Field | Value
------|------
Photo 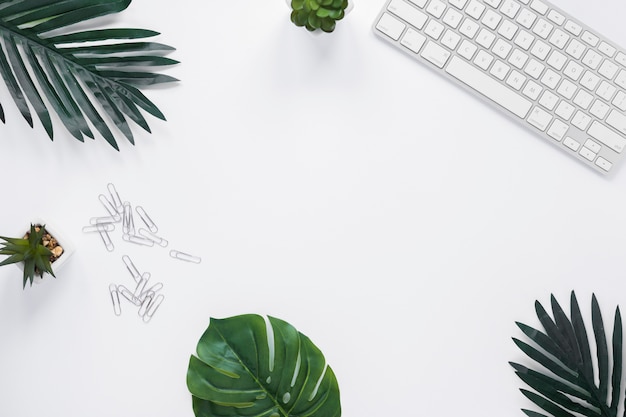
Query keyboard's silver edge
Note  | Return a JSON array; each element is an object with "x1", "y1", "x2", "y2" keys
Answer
[{"x1": 372, "y1": 0, "x2": 626, "y2": 177}]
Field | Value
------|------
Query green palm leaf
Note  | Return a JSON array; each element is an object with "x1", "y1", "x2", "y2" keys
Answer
[
  {"x1": 0, "y1": 0, "x2": 178, "y2": 149},
  {"x1": 187, "y1": 314, "x2": 342, "y2": 417},
  {"x1": 511, "y1": 292, "x2": 622, "y2": 417}
]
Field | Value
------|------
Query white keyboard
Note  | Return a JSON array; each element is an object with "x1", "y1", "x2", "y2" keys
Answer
[{"x1": 374, "y1": 0, "x2": 626, "y2": 175}]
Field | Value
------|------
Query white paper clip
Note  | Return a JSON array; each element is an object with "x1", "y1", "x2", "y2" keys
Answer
[
  {"x1": 118, "y1": 285, "x2": 142, "y2": 306},
  {"x1": 99, "y1": 228, "x2": 115, "y2": 252},
  {"x1": 122, "y1": 255, "x2": 142, "y2": 283},
  {"x1": 143, "y1": 294, "x2": 164, "y2": 323},
  {"x1": 169, "y1": 250, "x2": 201, "y2": 264},
  {"x1": 82, "y1": 224, "x2": 114, "y2": 233},
  {"x1": 122, "y1": 234, "x2": 155, "y2": 247},
  {"x1": 138, "y1": 292, "x2": 154, "y2": 317},
  {"x1": 138, "y1": 228, "x2": 168, "y2": 247},
  {"x1": 122, "y1": 202, "x2": 135, "y2": 235},
  {"x1": 135, "y1": 206, "x2": 158, "y2": 233},
  {"x1": 134, "y1": 272, "x2": 151, "y2": 296},
  {"x1": 142, "y1": 282, "x2": 163, "y2": 298},
  {"x1": 109, "y1": 284, "x2": 122, "y2": 316},
  {"x1": 90, "y1": 216, "x2": 118, "y2": 225},
  {"x1": 107, "y1": 183, "x2": 123, "y2": 212},
  {"x1": 99, "y1": 194, "x2": 121, "y2": 221}
]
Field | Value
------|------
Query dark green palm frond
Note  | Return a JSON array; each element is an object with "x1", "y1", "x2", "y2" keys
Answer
[
  {"x1": 0, "y1": 0, "x2": 178, "y2": 149},
  {"x1": 511, "y1": 292, "x2": 623, "y2": 417}
]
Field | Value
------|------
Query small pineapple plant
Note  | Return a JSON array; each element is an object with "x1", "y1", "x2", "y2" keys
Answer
[
  {"x1": 290, "y1": 0, "x2": 350, "y2": 33},
  {"x1": 0, "y1": 224, "x2": 64, "y2": 288}
]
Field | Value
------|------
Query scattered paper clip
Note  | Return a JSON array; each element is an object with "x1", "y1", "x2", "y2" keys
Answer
[
  {"x1": 134, "y1": 272, "x2": 151, "y2": 296},
  {"x1": 123, "y1": 234, "x2": 155, "y2": 247},
  {"x1": 169, "y1": 250, "x2": 201, "y2": 264},
  {"x1": 138, "y1": 228, "x2": 168, "y2": 247},
  {"x1": 118, "y1": 285, "x2": 142, "y2": 306},
  {"x1": 122, "y1": 202, "x2": 135, "y2": 235},
  {"x1": 143, "y1": 294, "x2": 164, "y2": 323},
  {"x1": 82, "y1": 224, "x2": 114, "y2": 233},
  {"x1": 122, "y1": 255, "x2": 142, "y2": 283},
  {"x1": 109, "y1": 284, "x2": 122, "y2": 316},
  {"x1": 99, "y1": 228, "x2": 115, "y2": 252},
  {"x1": 89, "y1": 216, "x2": 119, "y2": 225},
  {"x1": 107, "y1": 183, "x2": 124, "y2": 212},
  {"x1": 135, "y1": 206, "x2": 158, "y2": 233},
  {"x1": 99, "y1": 194, "x2": 121, "y2": 221}
]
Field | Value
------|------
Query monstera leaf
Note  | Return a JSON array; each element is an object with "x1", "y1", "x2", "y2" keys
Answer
[
  {"x1": 187, "y1": 314, "x2": 341, "y2": 417},
  {"x1": 0, "y1": 0, "x2": 178, "y2": 149},
  {"x1": 511, "y1": 291, "x2": 623, "y2": 417}
]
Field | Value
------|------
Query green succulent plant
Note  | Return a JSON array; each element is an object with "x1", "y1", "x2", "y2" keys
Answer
[
  {"x1": 0, "y1": 0, "x2": 178, "y2": 150},
  {"x1": 0, "y1": 224, "x2": 56, "y2": 288},
  {"x1": 290, "y1": 0, "x2": 349, "y2": 33}
]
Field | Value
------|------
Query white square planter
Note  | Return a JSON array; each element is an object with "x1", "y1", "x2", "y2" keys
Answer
[{"x1": 14, "y1": 219, "x2": 75, "y2": 285}]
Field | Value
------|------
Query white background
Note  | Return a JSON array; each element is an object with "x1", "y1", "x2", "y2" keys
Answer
[{"x1": 1, "y1": 0, "x2": 626, "y2": 415}]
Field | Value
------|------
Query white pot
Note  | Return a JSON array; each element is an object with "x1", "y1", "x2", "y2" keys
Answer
[
  {"x1": 287, "y1": 0, "x2": 354, "y2": 34},
  {"x1": 14, "y1": 219, "x2": 75, "y2": 285}
]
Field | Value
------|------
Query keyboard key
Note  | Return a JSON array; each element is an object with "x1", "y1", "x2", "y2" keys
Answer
[
  {"x1": 555, "y1": 101, "x2": 575, "y2": 120},
  {"x1": 595, "y1": 157, "x2": 612, "y2": 172},
  {"x1": 547, "y1": 10, "x2": 565, "y2": 26},
  {"x1": 579, "y1": 147, "x2": 596, "y2": 161},
  {"x1": 573, "y1": 90, "x2": 593, "y2": 110},
  {"x1": 501, "y1": 1, "x2": 520, "y2": 19},
  {"x1": 528, "y1": 106, "x2": 552, "y2": 131},
  {"x1": 557, "y1": 79, "x2": 577, "y2": 99},
  {"x1": 530, "y1": 40, "x2": 550, "y2": 60},
  {"x1": 441, "y1": 30, "x2": 461, "y2": 50},
  {"x1": 475, "y1": 50, "x2": 494, "y2": 70},
  {"x1": 584, "y1": 139, "x2": 601, "y2": 153},
  {"x1": 376, "y1": 13, "x2": 406, "y2": 40},
  {"x1": 524, "y1": 59, "x2": 545, "y2": 79},
  {"x1": 565, "y1": 39, "x2": 586, "y2": 60},
  {"x1": 443, "y1": 8, "x2": 463, "y2": 28},
  {"x1": 597, "y1": 81, "x2": 617, "y2": 101},
  {"x1": 458, "y1": 39, "x2": 478, "y2": 60},
  {"x1": 540, "y1": 69, "x2": 560, "y2": 89},
  {"x1": 530, "y1": 0, "x2": 548, "y2": 15},
  {"x1": 426, "y1": 0, "x2": 446, "y2": 18},
  {"x1": 581, "y1": 31, "x2": 599, "y2": 47},
  {"x1": 460, "y1": 18, "x2": 480, "y2": 38},
  {"x1": 476, "y1": 28, "x2": 496, "y2": 49},
  {"x1": 613, "y1": 91, "x2": 626, "y2": 111},
  {"x1": 401, "y1": 28, "x2": 427, "y2": 53},
  {"x1": 506, "y1": 70, "x2": 526, "y2": 90},
  {"x1": 563, "y1": 136, "x2": 581, "y2": 151},
  {"x1": 588, "y1": 121, "x2": 626, "y2": 153},
  {"x1": 606, "y1": 110, "x2": 626, "y2": 136},
  {"x1": 539, "y1": 91, "x2": 559, "y2": 110},
  {"x1": 409, "y1": 0, "x2": 427, "y2": 7},
  {"x1": 498, "y1": 20, "x2": 519, "y2": 40},
  {"x1": 546, "y1": 50, "x2": 567, "y2": 70},
  {"x1": 616, "y1": 52, "x2": 626, "y2": 67},
  {"x1": 615, "y1": 70, "x2": 626, "y2": 89},
  {"x1": 466, "y1": 1, "x2": 486, "y2": 19},
  {"x1": 490, "y1": 60, "x2": 510, "y2": 80},
  {"x1": 580, "y1": 71, "x2": 600, "y2": 91},
  {"x1": 598, "y1": 60, "x2": 619, "y2": 80},
  {"x1": 590, "y1": 100, "x2": 610, "y2": 119},
  {"x1": 514, "y1": 30, "x2": 535, "y2": 50},
  {"x1": 599, "y1": 42, "x2": 616, "y2": 58},
  {"x1": 563, "y1": 61, "x2": 583, "y2": 81},
  {"x1": 532, "y1": 19, "x2": 553, "y2": 39},
  {"x1": 388, "y1": 0, "x2": 428, "y2": 29},
  {"x1": 420, "y1": 41, "x2": 451, "y2": 68},
  {"x1": 424, "y1": 20, "x2": 445, "y2": 39},
  {"x1": 509, "y1": 49, "x2": 529, "y2": 69},
  {"x1": 564, "y1": 20, "x2": 582, "y2": 36},
  {"x1": 522, "y1": 80, "x2": 542, "y2": 100},
  {"x1": 572, "y1": 111, "x2": 591, "y2": 130},
  {"x1": 516, "y1": 9, "x2": 537, "y2": 29},
  {"x1": 446, "y1": 56, "x2": 532, "y2": 118},
  {"x1": 549, "y1": 29, "x2": 569, "y2": 49},
  {"x1": 581, "y1": 49, "x2": 602, "y2": 70},
  {"x1": 547, "y1": 119, "x2": 569, "y2": 141},
  {"x1": 449, "y1": 0, "x2": 468, "y2": 10},
  {"x1": 493, "y1": 39, "x2": 512, "y2": 59},
  {"x1": 482, "y1": 10, "x2": 502, "y2": 30}
]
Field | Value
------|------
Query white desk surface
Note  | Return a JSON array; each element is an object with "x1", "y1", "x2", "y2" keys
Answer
[{"x1": 1, "y1": 0, "x2": 626, "y2": 415}]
